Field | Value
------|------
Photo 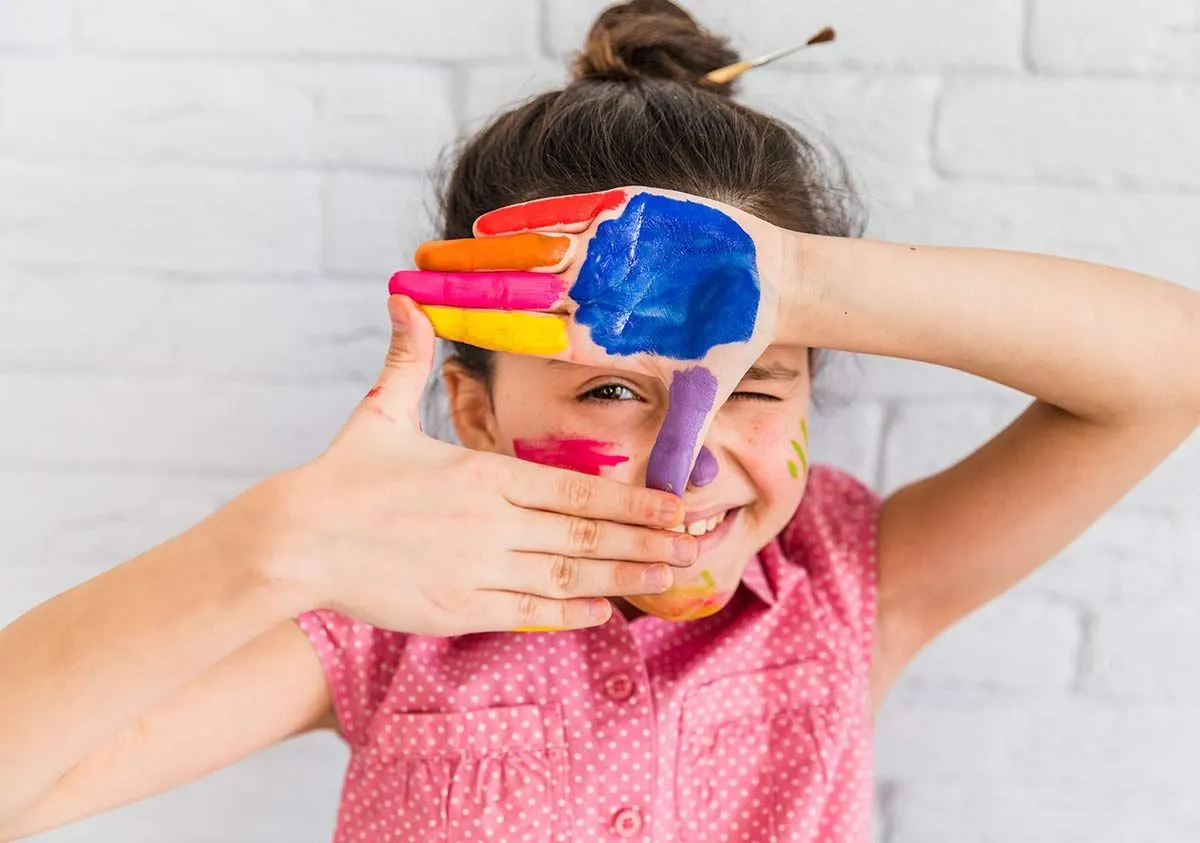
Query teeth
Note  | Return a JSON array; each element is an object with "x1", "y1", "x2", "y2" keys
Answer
[
  {"x1": 667, "y1": 524, "x2": 686, "y2": 533},
  {"x1": 679, "y1": 510, "x2": 729, "y2": 538}
]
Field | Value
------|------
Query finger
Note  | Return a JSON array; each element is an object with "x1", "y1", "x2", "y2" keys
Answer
[
  {"x1": 518, "y1": 510, "x2": 696, "y2": 566},
  {"x1": 482, "y1": 592, "x2": 612, "y2": 632},
  {"x1": 390, "y1": 270, "x2": 566, "y2": 311},
  {"x1": 421, "y1": 305, "x2": 569, "y2": 356},
  {"x1": 495, "y1": 554, "x2": 674, "y2": 600},
  {"x1": 473, "y1": 189, "x2": 627, "y2": 237},
  {"x1": 355, "y1": 295, "x2": 435, "y2": 427},
  {"x1": 688, "y1": 445, "x2": 719, "y2": 488},
  {"x1": 414, "y1": 233, "x2": 573, "y2": 273},
  {"x1": 501, "y1": 456, "x2": 685, "y2": 528},
  {"x1": 646, "y1": 367, "x2": 720, "y2": 495}
]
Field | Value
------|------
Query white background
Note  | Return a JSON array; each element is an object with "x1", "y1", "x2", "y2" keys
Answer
[{"x1": 1, "y1": 1, "x2": 1198, "y2": 840}]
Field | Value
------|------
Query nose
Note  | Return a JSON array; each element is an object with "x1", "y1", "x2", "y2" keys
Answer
[{"x1": 688, "y1": 445, "x2": 719, "y2": 489}]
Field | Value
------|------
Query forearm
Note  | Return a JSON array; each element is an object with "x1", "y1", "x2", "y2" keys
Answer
[
  {"x1": 0, "y1": 481, "x2": 308, "y2": 824},
  {"x1": 789, "y1": 234, "x2": 1200, "y2": 424}
]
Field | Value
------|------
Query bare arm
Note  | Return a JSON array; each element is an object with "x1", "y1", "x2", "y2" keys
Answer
[
  {"x1": 0, "y1": 485, "x2": 313, "y2": 834},
  {"x1": 786, "y1": 236, "x2": 1200, "y2": 701},
  {"x1": 0, "y1": 620, "x2": 330, "y2": 841}
]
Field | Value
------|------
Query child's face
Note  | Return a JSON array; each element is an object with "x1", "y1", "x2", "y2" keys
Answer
[{"x1": 445, "y1": 344, "x2": 813, "y2": 619}]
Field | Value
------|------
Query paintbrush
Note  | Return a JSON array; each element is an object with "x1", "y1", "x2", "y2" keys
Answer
[{"x1": 703, "y1": 26, "x2": 837, "y2": 85}]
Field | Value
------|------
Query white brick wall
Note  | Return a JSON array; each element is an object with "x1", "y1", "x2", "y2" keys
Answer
[{"x1": 1, "y1": 1, "x2": 1197, "y2": 840}]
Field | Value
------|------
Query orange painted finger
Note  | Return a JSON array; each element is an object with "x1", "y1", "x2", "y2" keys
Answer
[
  {"x1": 473, "y1": 189, "x2": 627, "y2": 237},
  {"x1": 415, "y1": 233, "x2": 571, "y2": 272}
]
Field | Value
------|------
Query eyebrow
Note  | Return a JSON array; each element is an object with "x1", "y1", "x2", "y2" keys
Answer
[{"x1": 741, "y1": 363, "x2": 802, "y2": 382}]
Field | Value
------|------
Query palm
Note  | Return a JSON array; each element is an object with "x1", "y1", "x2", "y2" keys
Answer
[{"x1": 391, "y1": 187, "x2": 784, "y2": 494}]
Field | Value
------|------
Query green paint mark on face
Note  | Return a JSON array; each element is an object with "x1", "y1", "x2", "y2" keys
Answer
[
  {"x1": 788, "y1": 460, "x2": 798, "y2": 478},
  {"x1": 800, "y1": 418, "x2": 809, "y2": 444},
  {"x1": 790, "y1": 439, "x2": 808, "y2": 473},
  {"x1": 700, "y1": 570, "x2": 716, "y2": 589}
]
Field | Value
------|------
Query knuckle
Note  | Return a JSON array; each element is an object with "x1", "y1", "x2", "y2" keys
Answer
[
  {"x1": 549, "y1": 554, "x2": 579, "y2": 595},
  {"x1": 516, "y1": 592, "x2": 541, "y2": 627},
  {"x1": 568, "y1": 516, "x2": 602, "y2": 555},
  {"x1": 562, "y1": 475, "x2": 595, "y2": 511}
]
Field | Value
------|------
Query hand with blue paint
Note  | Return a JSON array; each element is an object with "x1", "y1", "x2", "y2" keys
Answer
[{"x1": 391, "y1": 187, "x2": 792, "y2": 496}]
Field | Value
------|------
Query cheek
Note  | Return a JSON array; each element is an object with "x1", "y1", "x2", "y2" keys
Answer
[{"x1": 739, "y1": 412, "x2": 812, "y2": 492}]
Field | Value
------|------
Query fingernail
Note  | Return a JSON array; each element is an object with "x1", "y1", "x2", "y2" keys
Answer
[
  {"x1": 672, "y1": 537, "x2": 698, "y2": 564},
  {"x1": 647, "y1": 565, "x2": 672, "y2": 591},
  {"x1": 660, "y1": 500, "x2": 683, "y2": 525},
  {"x1": 589, "y1": 598, "x2": 611, "y2": 622}
]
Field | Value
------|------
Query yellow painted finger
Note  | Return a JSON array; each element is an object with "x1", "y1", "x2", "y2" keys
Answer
[{"x1": 421, "y1": 306, "x2": 569, "y2": 356}]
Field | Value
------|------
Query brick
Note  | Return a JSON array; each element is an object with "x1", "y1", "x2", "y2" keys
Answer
[
  {"x1": 937, "y1": 78, "x2": 1200, "y2": 190},
  {"x1": 0, "y1": 0, "x2": 70, "y2": 49},
  {"x1": 0, "y1": 161, "x2": 322, "y2": 274},
  {"x1": 77, "y1": 0, "x2": 540, "y2": 61},
  {"x1": 0, "y1": 265, "x2": 173, "y2": 373},
  {"x1": 1024, "y1": 508, "x2": 1196, "y2": 605},
  {"x1": 0, "y1": 374, "x2": 361, "y2": 473},
  {"x1": 0, "y1": 57, "x2": 455, "y2": 172},
  {"x1": 172, "y1": 282, "x2": 389, "y2": 381},
  {"x1": 1084, "y1": 601, "x2": 1200, "y2": 701},
  {"x1": 877, "y1": 183, "x2": 1200, "y2": 292},
  {"x1": 1030, "y1": 0, "x2": 1200, "y2": 75},
  {"x1": 875, "y1": 692, "x2": 1200, "y2": 787},
  {"x1": 30, "y1": 733, "x2": 345, "y2": 842},
  {"x1": 0, "y1": 470, "x2": 247, "y2": 623},
  {"x1": 890, "y1": 782, "x2": 1200, "y2": 843},
  {"x1": 546, "y1": 0, "x2": 1023, "y2": 71},
  {"x1": 461, "y1": 62, "x2": 568, "y2": 131},
  {"x1": 897, "y1": 597, "x2": 1081, "y2": 691},
  {"x1": 324, "y1": 173, "x2": 432, "y2": 276},
  {"x1": 740, "y1": 72, "x2": 939, "y2": 216},
  {"x1": 878, "y1": 399, "x2": 1028, "y2": 493}
]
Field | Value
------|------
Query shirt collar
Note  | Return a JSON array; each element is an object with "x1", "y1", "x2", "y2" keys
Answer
[{"x1": 739, "y1": 541, "x2": 780, "y2": 606}]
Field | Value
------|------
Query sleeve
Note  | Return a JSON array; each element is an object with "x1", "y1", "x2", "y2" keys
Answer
[
  {"x1": 779, "y1": 465, "x2": 881, "y2": 667},
  {"x1": 295, "y1": 609, "x2": 406, "y2": 746}
]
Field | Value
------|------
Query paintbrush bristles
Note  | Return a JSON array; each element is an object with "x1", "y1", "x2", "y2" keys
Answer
[{"x1": 703, "y1": 26, "x2": 837, "y2": 85}]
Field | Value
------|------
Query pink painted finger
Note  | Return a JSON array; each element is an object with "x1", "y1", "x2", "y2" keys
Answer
[
  {"x1": 389, "y1": 270, "x2": 567, "y2": 311},
  {"x1": 473, "y1": 189, "x2": 627, "y2": 237}
]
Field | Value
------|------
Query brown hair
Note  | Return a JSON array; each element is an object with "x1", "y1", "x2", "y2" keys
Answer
[{"x1": 438, "y1": 0, "x2": 861, "y2": 384}]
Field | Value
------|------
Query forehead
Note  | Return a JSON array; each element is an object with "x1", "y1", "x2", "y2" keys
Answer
[{"x1": 494, "y1": 344, "x2": 809, "y2": 382}]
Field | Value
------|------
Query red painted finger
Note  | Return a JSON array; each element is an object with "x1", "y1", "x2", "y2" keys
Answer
[
  {"x1": 389, "y1": 270, "x2": 566, "y2": 311},
  {"x1": 473, "y1": 189, "x2": 627, "y2": 237}
]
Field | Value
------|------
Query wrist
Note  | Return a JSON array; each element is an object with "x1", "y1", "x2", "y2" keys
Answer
[
  {"x1": 775, "y1": 229, "x2": 821, "y2": 347},
  {"x1": 202, "y1": 470, "x2": 325, "y2": 622}
]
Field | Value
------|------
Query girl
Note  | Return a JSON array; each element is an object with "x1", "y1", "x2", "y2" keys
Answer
[{"x1": 3, "y1": 1, "x2": 1198, "y2": 841}]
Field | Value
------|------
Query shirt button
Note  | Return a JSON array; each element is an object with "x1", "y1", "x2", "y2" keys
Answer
[
  {"x1": 604, "y1": 672, "x2": 635, "y2": 701},
  {"x1": 611, "y1": 807, "x2": 644, "y2": 838}
]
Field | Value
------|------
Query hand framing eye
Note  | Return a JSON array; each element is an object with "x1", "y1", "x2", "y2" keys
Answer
[{"x1": 390, "y1": 187, "x2": 787, "y2": 496}]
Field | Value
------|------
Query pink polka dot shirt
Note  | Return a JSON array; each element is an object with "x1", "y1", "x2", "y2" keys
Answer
[{"x1": 298, "y1": 465, "x2": 879, "y2": 842}]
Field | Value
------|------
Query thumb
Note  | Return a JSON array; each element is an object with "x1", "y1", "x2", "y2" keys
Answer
[
  {"x1": 645, "y1": 367, "x2": 719, "y2": 496},
  {"x1": 361, "y1": 295, "x2": 436, "y2": 426}
]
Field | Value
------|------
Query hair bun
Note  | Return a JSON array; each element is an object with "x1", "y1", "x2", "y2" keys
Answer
[{"x1": 572, "y1": 0, "x2": 741, "y2": 95}]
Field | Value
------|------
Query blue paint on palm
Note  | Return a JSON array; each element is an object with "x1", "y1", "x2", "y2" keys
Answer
[{"x1": 571, "y1": 194, "x2": 760, "y2": 360}]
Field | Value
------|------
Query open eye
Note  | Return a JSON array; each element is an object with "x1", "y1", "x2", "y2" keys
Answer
[{"x1": 580, "y1": 383, "x2": 641, "y2": 403}]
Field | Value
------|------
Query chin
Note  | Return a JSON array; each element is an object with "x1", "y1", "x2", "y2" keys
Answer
[{"x1": 626, "y1": 587, "x2": 736, "y2": 622}]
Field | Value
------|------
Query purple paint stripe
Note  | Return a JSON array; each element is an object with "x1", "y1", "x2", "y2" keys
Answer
[
  {"x1": 388, "y1": 270, "x2": 565, "y2": 310},
  {"x1": 646, "y1": 367, "x2": 718, "y2": 496},
  {"x1": 688, "y1": 445, "x2": 719, "y2": 487}
]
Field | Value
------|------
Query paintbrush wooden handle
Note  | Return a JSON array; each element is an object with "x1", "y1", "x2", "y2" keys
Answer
[{"x1": 703, "y1": 62, "x2": 751, "y2": 85}]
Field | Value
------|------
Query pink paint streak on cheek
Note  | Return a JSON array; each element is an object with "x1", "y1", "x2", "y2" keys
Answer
[{"x1": 512, "y1": 437, "x2": 629, "y2": 476}]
